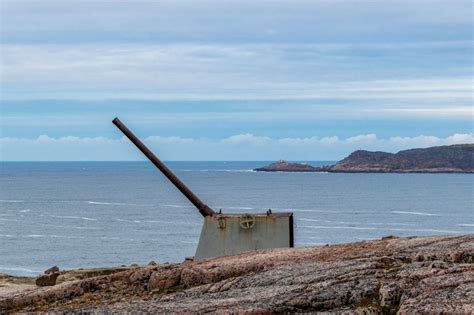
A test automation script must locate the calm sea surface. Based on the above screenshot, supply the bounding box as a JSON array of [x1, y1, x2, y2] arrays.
[[1, 162, 473, 276]]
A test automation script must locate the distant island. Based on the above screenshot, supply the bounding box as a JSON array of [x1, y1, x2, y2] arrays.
[[254, 143, 474, 173]]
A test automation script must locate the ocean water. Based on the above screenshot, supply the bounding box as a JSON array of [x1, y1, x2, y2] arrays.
[[0, 161, 473, 276]]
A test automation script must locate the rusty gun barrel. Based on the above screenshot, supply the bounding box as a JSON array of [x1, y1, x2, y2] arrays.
[[112, 117, 215, 217]]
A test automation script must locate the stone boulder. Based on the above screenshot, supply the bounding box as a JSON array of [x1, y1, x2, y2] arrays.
[[35, 273, 59, 287], [44, 266, 59, 274]]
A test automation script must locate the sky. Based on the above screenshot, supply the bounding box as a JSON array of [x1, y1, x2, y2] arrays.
[[0, 0, 473, 161]]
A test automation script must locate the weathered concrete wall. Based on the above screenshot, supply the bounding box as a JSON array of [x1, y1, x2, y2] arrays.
[[195, 213, 293, 259]]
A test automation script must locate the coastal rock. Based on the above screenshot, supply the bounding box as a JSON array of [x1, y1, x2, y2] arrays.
[[35, 272, 59, 287], [2, 235, 473, 313], [44, 266, 59, 274], [379, 282, 402, 308], [128, 266, 158, 288], [148, 268, 181, 291], [254, 160, 322, 172]]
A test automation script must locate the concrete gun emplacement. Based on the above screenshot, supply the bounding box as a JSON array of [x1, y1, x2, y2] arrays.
[[113, 117, 294, 259]]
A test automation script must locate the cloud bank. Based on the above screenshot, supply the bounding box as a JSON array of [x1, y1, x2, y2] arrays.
[[1, 133, 472, 161], [1, 0, 472, 162], [1, 43, 472, 101]]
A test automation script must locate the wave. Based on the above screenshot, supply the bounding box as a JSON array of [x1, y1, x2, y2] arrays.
[[86, 201, 151, 206], [287, 209, 323, 213], [114, 218, 201, 226], [100, 236, 138, 242], [24, 234, 87, 239], [252, 170, 328, 174], [66, 226, 99, 230], [303, 235, 326, 240], [44, 214, 97, 221], [116, 219, 141, 223], [218, 206, 255, 210], [368, 222, 415, 226], [298, 218, 414, 226], [48, 234, 88, 239], [299, 218, 340, 224], [388, 228, 462, 234], [300, 225, 378, 231], [457, 223, 474, 227], [0, 209, 30, 213], [291, 208, 372, 213], [180, 240, 198, 244], [144, 220, 200, 226], [44, 224, 100, 230], [0, 199, 24, 203], [0, 266, 41, 273], [179, 169, 255, 173], [87, 201, 121, 205], [391, 211, 440, 216], [299, 225, 463, 234], [213, 169, 255, 172], [0, 218, 20, 222], [160, 204, 192, 208]]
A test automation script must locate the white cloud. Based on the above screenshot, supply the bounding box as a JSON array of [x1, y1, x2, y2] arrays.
[[221, 134, 271, 145], [364, 107, 473, 117], [388, 135, 441, 146], [35, 135, 118, 143], [1, 135, 120, 144], [346, 134, 377, 144], [1, 133, 472, 161], [3, 0, 471, 41], [1, 43, 472, 102], [446, 133, 474, 142], [145, 136, 195, 144]]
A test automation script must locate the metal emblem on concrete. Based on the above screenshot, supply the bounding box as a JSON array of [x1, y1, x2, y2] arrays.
[[239, 215, 256, 229]]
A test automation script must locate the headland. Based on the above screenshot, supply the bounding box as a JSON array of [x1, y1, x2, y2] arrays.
[[255, 143, 474, 173]]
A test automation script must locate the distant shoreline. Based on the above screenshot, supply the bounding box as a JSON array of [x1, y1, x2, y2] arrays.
[[254, 144, 474, 174], [256, 168, 473, 174]]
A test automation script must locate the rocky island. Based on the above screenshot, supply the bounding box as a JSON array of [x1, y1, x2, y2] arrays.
[[0, 235, 472, 313], [254, 160, 321, 172], [255, 143, 474, 173]]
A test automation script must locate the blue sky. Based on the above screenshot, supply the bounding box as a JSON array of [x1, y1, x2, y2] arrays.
[[1, 0, 473, 161]]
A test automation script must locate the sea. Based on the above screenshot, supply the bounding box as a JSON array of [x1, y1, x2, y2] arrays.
[[1, 161, 473, 276]]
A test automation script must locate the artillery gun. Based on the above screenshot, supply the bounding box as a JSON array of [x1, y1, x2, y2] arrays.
[[113, 118, 294, 259]]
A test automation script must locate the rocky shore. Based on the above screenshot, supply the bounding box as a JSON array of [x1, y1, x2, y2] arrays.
[[1, 234, 473, 314]]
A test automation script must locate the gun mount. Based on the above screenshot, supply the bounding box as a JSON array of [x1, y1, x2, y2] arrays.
[[113, 117, 294, 259]]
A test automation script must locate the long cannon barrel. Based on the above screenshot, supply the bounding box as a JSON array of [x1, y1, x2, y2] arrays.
[[112, 117, 215, 217]]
